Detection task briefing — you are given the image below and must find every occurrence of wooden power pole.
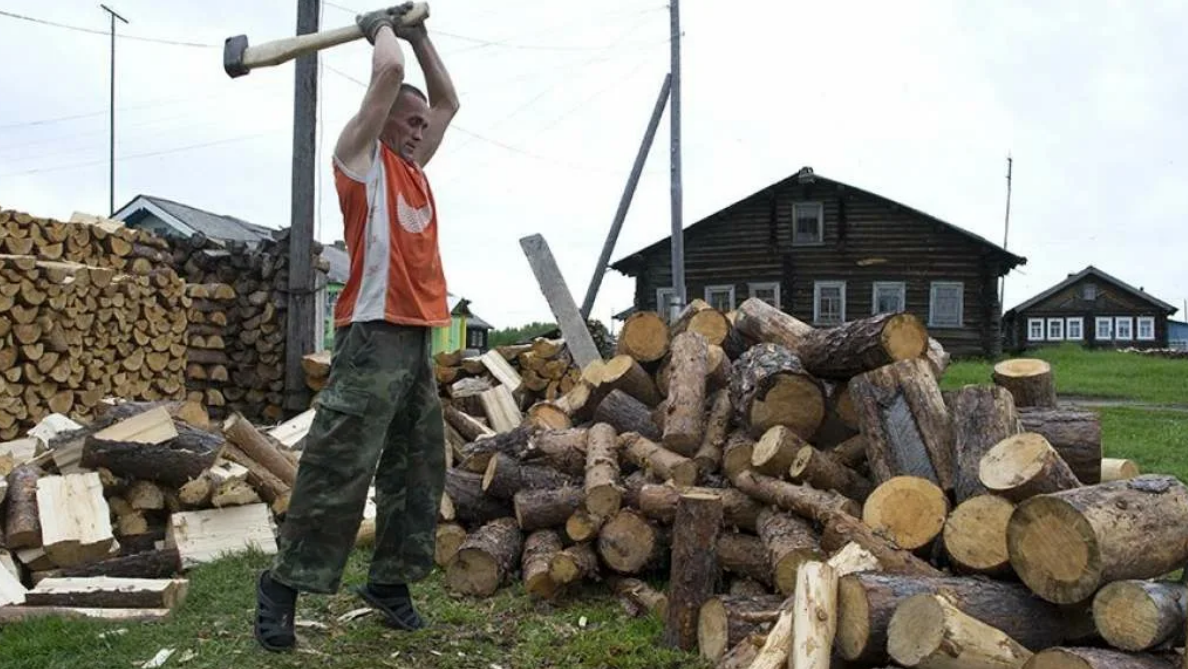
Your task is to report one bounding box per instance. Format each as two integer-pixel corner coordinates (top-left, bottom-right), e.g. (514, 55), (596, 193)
(285, 0), (319, 413)
(669, 0), (685, 319)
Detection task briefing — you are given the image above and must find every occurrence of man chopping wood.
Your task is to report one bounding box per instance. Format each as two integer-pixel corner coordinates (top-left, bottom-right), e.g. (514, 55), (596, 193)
(254, 2), (459, 652)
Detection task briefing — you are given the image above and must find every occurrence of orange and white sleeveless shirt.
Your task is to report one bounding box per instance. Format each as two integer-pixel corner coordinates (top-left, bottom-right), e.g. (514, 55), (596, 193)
(332, 141), (449, 329)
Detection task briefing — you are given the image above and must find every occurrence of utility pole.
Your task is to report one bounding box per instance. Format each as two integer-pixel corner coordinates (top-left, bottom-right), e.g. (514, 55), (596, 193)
(581, 75), (671, 320)
(285, 0), (319, 414)
(669, 0), (685, 320)
(100, 4), (127, 216)
(999, 154), (1013, 310)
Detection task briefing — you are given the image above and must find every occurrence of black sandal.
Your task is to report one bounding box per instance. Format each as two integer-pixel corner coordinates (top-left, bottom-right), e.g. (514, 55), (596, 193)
(353, 584), (425, 631)
(254, 570), (297, 652)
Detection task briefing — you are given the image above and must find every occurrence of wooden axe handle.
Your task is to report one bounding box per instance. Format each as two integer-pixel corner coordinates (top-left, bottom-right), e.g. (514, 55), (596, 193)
(241, 3), (429, 71)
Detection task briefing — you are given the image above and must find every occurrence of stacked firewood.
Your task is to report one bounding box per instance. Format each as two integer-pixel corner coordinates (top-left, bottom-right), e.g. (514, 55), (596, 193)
(434, 297), (1187, 668)
(0, 399), (312, 621)
(183, 283), (236, 419)
(433, 338), (584, 412)
(0, 209), (187, 439)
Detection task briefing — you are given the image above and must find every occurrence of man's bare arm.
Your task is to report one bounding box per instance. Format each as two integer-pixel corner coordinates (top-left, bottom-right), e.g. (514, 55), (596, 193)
(402, 27), (459, 167)
(334, 18), (407, 177)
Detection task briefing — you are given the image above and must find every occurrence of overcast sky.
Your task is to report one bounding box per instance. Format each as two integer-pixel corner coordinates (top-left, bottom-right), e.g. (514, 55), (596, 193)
(2, 0), (1185, 331)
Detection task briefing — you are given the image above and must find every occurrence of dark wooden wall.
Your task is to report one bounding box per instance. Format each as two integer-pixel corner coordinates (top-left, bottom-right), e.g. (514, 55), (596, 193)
(624, 178), (1014, 357)
(1006, 274), (1171, 350)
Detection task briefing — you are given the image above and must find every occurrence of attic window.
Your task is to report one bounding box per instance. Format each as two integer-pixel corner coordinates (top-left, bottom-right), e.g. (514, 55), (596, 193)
(1082, 283), (1098, 300)
(792, 202), (824, 245)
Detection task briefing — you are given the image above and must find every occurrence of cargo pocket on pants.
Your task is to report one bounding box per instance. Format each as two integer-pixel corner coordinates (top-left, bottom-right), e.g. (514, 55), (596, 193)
(300, 383), (371, 468)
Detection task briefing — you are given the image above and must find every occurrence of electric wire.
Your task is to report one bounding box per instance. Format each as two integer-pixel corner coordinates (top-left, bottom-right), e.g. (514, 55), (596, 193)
(0, 133), (276, 178)
(0, 9), (216, 48)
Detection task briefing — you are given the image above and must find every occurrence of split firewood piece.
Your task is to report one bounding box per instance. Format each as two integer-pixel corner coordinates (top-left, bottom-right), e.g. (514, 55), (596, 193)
(992, 358), (1057, 409)
(0, 606), (173, 623)
(1024, 647), (1179, 669)
(0, 559), (26, 606)
(888, 592), (1033, 668)
(599, 354), (662, 407)
(835, 573), (1068, 665)
(460, 424), (535, 473)
(797, 312), (929, 380)
(637, 483), (762, 532)
(5, 464), (43, 548)
(434, 522), (466, 567)
(479, 384), (523, 433)
(789, 443), (874, 503)
(445, 469), (513, 526)
(730, 469), (860, 524)
(862, 476), (949, 552)
(443, 403), (496, 442)
(513, 486), (584, 531)
(693, 388), (732, 476)
(36, 472), (114, 567)
(671, 299), (731, 346)
(219, 443), (288, 511)
(222, 414), (294, 487)
(942, 494), (1016, 576)
(605, 575), (668, 618)
(593, 390), (661, 441)
(445, 517), (523, 597)
(166, 504), (276, 568)
(716, 533), (772, 587)
(821, 513), (944, 578)
(748, 602), (795, 669)
(850, 357), (954, 491)
(662, 332), (708, 456)
(583, 422), (623, 518)
(210, 479), (261, 508)
(790, 561), (838, 669)
(616, 311), (669, 363)
(827, 541), (881, 576)
(757, 507), (823, 596)
(1093, 580), (1188, 651)
(621, 433), (698, 487)
(1009, 475), (1188, 604)
(481, 452), (573, 501)
(57, 548), (182, 580)
(480, 350), (523, 393)
(1100, 457), (1141, 482)
(979, 433), (1081, 502)
(729, 342), (825, 440)
(548, 541), (599, 586)
(91, 405), (178, 446)
(721, 430), (757, 480)
(597, 509), (665, 575)
(25, 577), (189, 610)
(126, 480), (166, 511)
(951, 385), (1022, 503)
(662, 492), (724, 651)
(521, 529), (563, 600)
(553, 382), (594, 422)
(733, 297), (813, 355)
(1017, 406), (1102, 484)
(522, 427), (587, 477)
(267, 408), (315, 450)
(696, 593), (784, 663)
(83, 421), (224, 489)
(751, 425), (804, 478)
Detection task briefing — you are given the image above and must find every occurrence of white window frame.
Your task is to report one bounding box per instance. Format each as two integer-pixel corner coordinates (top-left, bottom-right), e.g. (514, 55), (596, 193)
(1095, 317), (1113, 340)
(813, 281), (847, 326)
(1115, 316), (1134, 341)
(704, 284), (736, 312)
(1047, 318), (1065, 341)
(748, 282), (781, 309)
(929, 281), (964, 328)
(791, 201), (825, 246)
(1137, 316), (1156, 341)
(1066, 317), (1084, 341)
(656, 287), (677, 321)
(1028, 318), (1045, 341)
(871, 281), (907, 315)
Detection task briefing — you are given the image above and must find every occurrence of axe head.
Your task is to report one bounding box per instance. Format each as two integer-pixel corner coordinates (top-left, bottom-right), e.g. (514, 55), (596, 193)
(224, 35), (250, 78)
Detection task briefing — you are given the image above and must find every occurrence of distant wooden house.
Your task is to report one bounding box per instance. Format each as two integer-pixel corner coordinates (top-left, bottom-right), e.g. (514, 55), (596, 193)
(1170, 320), (1188, 351)
(610, 166), (1026, 357)
(1003, 266), (1179, 351)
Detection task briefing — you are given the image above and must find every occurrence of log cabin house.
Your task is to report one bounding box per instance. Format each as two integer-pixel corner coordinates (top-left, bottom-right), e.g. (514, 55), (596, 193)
(1002, 265), (1179, 351)
(610, 167), (1026, 357)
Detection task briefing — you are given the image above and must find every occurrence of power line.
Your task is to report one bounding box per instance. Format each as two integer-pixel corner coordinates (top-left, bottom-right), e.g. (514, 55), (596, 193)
(0, 9), (216, 48)
(0, 132), (275, 178)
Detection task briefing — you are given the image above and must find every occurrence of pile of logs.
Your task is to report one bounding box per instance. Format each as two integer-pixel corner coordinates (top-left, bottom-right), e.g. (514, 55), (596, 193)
(0, 209), (187, 438)
(0, 399), (314, 621)
(433, 338), (584, 423)
(183, 283), (236, 419)
(434, 297), (1184, 669)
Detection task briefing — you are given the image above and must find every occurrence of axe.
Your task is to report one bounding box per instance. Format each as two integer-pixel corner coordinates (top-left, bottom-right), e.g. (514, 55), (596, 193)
(224, 2), (429, 78)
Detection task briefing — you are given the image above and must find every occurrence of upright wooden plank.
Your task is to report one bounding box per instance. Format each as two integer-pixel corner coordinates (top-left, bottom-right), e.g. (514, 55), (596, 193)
(480, 350), (523, 392)
(518, 234), (602, 369)
(480, 385), (523, 434)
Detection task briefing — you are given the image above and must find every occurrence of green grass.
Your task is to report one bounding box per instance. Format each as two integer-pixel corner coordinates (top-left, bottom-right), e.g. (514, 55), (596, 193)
(0, 550), (706, 669)
(942, 343), (1188, 405)
(1096, 406), (1188, 482)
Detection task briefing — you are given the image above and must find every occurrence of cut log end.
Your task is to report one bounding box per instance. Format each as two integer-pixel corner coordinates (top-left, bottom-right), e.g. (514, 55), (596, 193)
(1092, 580), (1188, 652)
(980, 432), (1081, 502)
(882, 313), (930, 360)
(993, 358), (1057, 408)
(862, 476), (948, 551)
(942, 494), (1015, 575)
(888, 593), (1032, 668)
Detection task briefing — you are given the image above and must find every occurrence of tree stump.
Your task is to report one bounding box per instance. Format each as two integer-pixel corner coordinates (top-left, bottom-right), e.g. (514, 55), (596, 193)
(662, 492), (723, 651)
(992, 358), (1057, 408)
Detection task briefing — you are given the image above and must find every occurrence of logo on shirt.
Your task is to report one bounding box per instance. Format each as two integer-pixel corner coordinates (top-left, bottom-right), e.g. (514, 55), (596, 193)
(397, 192), (433, 234)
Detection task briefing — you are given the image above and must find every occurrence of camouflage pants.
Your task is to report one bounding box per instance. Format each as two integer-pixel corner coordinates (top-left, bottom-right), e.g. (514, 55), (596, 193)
(270, 321), (445, 594)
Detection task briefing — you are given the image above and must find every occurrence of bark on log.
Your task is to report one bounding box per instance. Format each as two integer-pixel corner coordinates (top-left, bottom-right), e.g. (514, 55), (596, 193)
(221, 413), (296, 486)
(942, 494), (1016, 576)
(662, 332), (708, 455)
(887, 593), (1033, 669)
(821, 514), (944, 578)
(57, 548), (182, 579)
(584, 422), (622, 518)
(1092, 580), (1188, 652)
(481, 452), (573, 501)
(751, 425), (805, 478)
(797, 312), (929, 380)
(1024, 648), (1178, 669)
(757, 507), (823, 596)
(721, 431), (756, 481)
(1009, 475), (1188, 604)
(697, 594), (784, 663)
(599, 355), (662, 407)
(24, 577), (188, 610)
(513, 486), (584, 531)
(549, 541), (599, 586)
(828, 433), (869, 473)
(862, 476), (949, 552)
(951, 385), (1022, 503)
(616, 311), (669, 363)
(662, 492), (723, 651)
(443, 403), (495, 442)
(734, 297), (813, 355)
(445, 517), (523, 597)
(926, 337), (950, 379)
(434, 523), (467, 567)
(671, 299), (731, 346)
(716, 533), (772, 587)
(980, 432), (1081, 502)
(5, 465), (42, 548)
(460, 424), (536, 474)
(993, 358), (1058, 409)
(523, 428), (587, 477)
(694, 388), (732, 476)
(521, 529), (563, 599)
(445, 469), (514, 526)
(836, 572), (1068, 664)
(605, 575), (668, 618)
(637, 483), (762, 532)
(850, 358), (954, 491)
(729, 343), (824, 440)
(1017, 407), (1102, 485)
(789, 445), (874, 503)
(81, 423), (224, 489)
(219, 443), (288, 508)
(621, 433), (698, 487)
(593, 390), (661, 441)
(730, 469), (860, 524)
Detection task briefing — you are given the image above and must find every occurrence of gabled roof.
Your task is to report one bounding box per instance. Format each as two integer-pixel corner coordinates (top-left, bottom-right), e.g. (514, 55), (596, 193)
(467, 313), (494, 330)
(610, 167), (1026, 275)
(113, 194), (276, 245)
(1006, 266), (1177, 315)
